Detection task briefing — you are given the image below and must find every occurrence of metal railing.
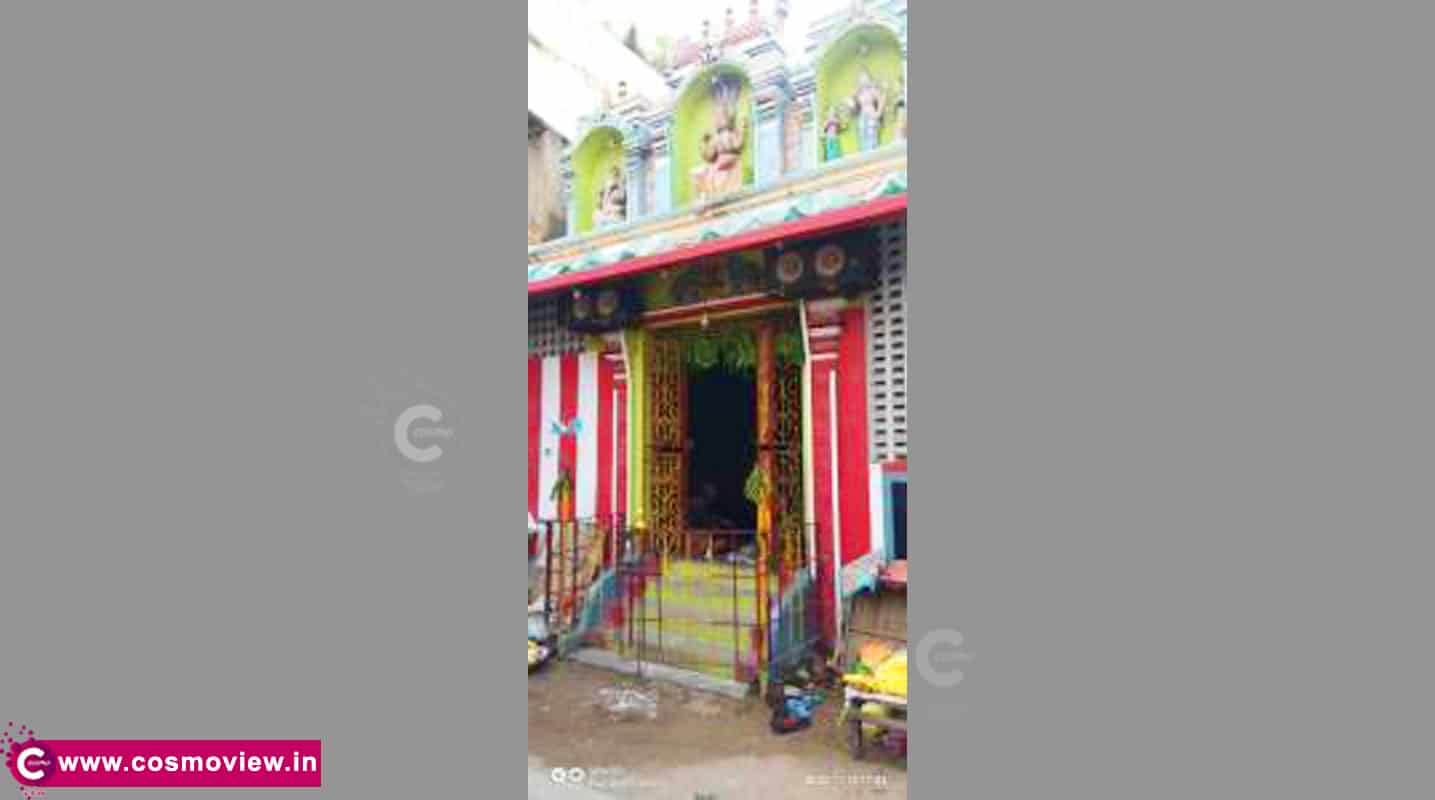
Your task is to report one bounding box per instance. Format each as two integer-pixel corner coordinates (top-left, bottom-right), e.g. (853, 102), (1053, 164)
(535, 515), (829, 694)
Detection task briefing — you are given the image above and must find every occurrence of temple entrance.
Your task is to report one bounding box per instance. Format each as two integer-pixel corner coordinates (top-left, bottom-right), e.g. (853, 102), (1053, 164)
(608, 308), (815, 685)
(645, 310), (807, 561)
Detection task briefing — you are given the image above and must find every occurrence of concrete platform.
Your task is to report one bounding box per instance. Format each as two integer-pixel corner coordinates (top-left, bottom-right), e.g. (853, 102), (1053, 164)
(566, 647), (752, 701)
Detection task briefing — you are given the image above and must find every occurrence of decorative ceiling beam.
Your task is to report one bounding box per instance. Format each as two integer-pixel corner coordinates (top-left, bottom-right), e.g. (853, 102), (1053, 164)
(528, 193), (905, 296)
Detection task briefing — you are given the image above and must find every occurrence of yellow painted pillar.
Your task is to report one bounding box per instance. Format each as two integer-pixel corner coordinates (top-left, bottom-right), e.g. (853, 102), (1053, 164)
(755, 322), (776, 672)
(623, 327), (648, 533)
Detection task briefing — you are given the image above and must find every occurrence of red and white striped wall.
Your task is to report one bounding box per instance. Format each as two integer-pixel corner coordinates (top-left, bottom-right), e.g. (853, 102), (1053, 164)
(527, 349), (627, 523)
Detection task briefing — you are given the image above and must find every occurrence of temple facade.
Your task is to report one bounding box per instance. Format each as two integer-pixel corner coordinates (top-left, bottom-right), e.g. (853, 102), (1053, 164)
(528, 0), (907, 670)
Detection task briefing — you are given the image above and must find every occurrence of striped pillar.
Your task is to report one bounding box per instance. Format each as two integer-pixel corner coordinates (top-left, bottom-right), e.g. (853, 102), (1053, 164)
(526, 349), (624, 523)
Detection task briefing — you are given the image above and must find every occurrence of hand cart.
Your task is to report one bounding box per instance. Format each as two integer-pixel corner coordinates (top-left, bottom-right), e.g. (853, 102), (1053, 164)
(838, 559), (908, 760)
(843, 687), (908, 760)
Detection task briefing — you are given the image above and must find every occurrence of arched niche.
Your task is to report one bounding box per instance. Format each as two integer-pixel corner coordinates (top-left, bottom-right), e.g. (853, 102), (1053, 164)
(671, 64), (755, 208)
(815, 24), (905, 164)
(571, 126), (627, 235)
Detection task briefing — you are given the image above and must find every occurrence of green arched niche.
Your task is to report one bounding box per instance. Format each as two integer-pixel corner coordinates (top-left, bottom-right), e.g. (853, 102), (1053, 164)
(671, 65), (754, 208)
(572, 126), (626, 235)
(815, 25), (905, 164)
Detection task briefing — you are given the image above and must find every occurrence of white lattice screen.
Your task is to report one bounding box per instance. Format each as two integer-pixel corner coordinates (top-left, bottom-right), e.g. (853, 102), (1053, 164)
(866, 220), (908, 462)
(527, 295), (584, 358)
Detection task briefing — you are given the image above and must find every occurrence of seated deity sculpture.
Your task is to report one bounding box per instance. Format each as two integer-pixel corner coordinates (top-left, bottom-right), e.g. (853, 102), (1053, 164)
(592, 165), (626, 228)
(691, 81), (747, 200)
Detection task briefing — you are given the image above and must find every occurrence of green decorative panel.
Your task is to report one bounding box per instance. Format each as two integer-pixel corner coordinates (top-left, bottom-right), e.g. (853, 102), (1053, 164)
(572, 127), (626, 235)
(816, 25), (905, 164)
(642, 251), (769, 311)
(671, 66), (755, 209)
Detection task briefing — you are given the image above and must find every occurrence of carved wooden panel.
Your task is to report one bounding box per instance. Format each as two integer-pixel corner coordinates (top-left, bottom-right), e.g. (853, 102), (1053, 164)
(774, 362), (806, 573)
(647, 335), (687, 555)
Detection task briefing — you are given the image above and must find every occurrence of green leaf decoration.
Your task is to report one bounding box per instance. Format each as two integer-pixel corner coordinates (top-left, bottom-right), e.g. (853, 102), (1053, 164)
(744, 463), (771, 506)
(689, 336), (720, 370)
(680, 326), (766, 375)
(549, 468), (574, 502)
(775, 331), (805, 366)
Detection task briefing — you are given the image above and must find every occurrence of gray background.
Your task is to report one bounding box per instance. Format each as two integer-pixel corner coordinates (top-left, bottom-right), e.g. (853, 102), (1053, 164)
(1, 1), (1433, 798)
(1, 2), (518, 797)
(918, 1), (1434, 797)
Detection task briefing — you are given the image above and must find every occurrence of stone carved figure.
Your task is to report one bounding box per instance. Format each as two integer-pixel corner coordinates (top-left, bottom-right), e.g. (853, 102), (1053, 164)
(692, 78), (747, 200)
(849, 66), (887, 153)
(592, 165), (626, 228)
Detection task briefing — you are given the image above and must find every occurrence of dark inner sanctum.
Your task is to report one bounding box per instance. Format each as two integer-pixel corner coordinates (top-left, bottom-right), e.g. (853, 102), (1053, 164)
(686, 365), (757, 531)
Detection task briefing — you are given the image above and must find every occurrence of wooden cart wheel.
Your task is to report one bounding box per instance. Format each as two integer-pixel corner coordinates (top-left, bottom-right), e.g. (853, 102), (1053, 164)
(846, 710), (865, 760)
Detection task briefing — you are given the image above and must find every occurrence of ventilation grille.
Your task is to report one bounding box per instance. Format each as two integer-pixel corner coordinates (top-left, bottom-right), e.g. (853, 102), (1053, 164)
(866, 220), (908, 462)
(528, 295), (585, 358)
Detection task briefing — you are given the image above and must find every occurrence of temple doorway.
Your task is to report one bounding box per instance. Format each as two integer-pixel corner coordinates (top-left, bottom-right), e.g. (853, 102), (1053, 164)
(686, 365), (757, 533)
(643, 309), (806, 559)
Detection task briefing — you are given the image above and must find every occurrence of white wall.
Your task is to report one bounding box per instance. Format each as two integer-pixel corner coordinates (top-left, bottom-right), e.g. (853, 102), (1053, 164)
(527, 0), (669, 140)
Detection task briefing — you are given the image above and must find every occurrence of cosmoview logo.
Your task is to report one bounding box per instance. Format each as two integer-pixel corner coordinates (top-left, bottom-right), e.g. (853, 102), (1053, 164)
(14, 742), (56, 784)
(913, 628), (972, 689)
(394, 404), (453, 464)
(3, 727), (323, 792)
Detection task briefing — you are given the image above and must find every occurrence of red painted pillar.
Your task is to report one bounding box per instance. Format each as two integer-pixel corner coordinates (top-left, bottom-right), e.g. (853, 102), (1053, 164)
(804, 299), (874, 645)
(615, 373), (627, 520)
(837, 305), (872, 566)
(810, 357), (838, 643)
(805, 299), (846, 644)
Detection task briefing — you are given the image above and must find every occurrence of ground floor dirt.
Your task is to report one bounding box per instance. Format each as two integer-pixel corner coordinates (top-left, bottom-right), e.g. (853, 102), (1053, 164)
(529, 660), (906, 799)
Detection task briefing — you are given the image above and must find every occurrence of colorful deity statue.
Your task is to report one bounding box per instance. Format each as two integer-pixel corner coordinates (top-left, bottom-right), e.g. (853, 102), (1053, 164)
(592, 165), (626, 228)
(822, 105), (845, 162)
(692, 79), (747, 200)
(850, 66), (887, 153)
